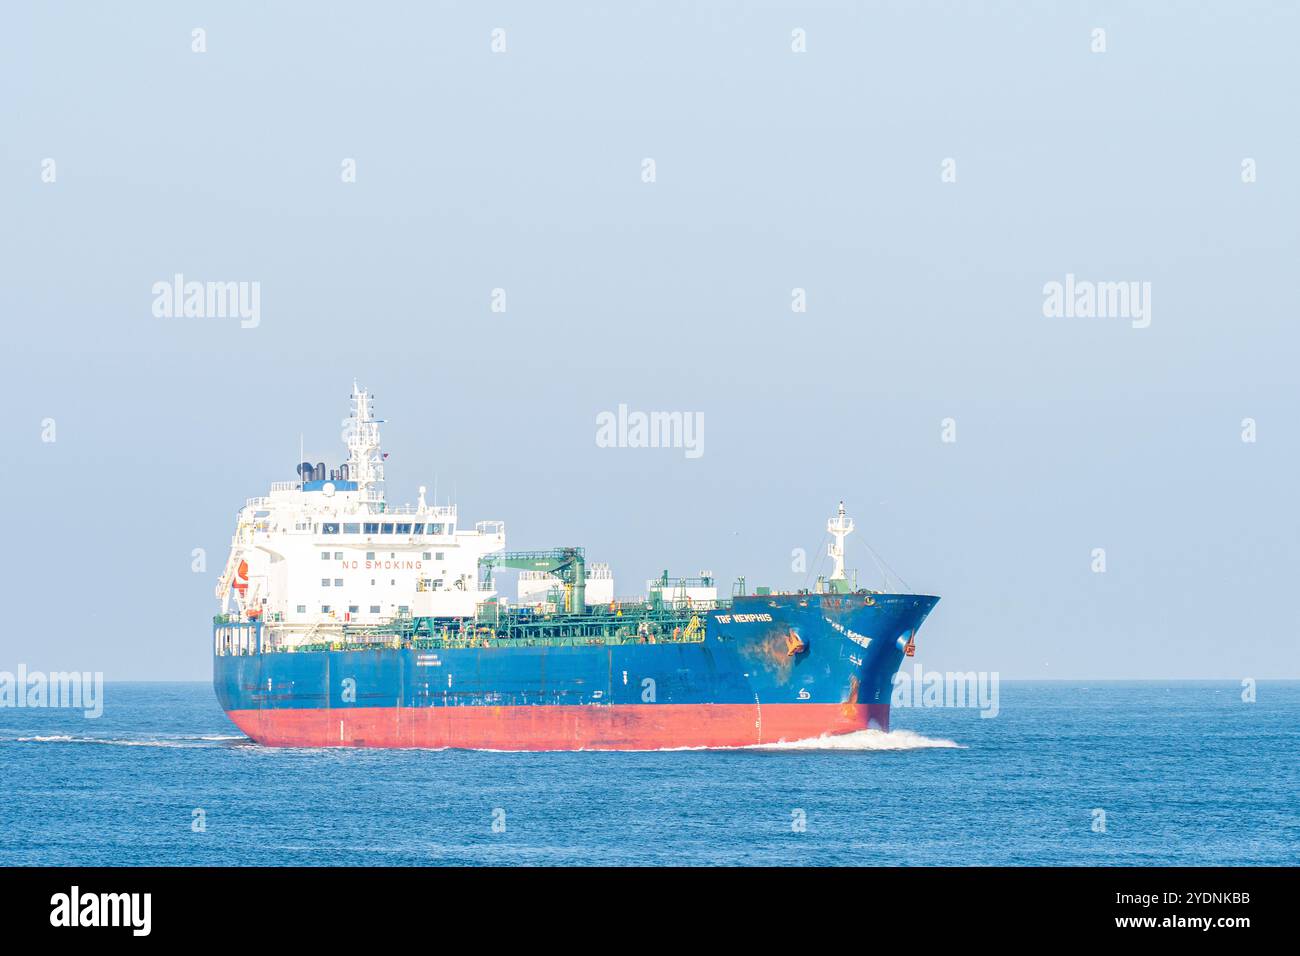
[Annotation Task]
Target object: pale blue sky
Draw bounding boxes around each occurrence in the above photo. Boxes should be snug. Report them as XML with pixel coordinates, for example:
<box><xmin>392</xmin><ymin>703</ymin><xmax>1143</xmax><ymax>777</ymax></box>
<box><xmin>2</xmin><ymin>1</ymin><xmax>1297</xmax><ymax>679</ymax></box>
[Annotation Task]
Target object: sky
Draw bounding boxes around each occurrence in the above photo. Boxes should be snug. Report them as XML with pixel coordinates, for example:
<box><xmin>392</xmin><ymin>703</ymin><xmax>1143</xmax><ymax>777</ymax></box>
<box><xmin>2</xmin><ymin>1</ymin><xmax>1297</xmax><ymax>680</ymax></box>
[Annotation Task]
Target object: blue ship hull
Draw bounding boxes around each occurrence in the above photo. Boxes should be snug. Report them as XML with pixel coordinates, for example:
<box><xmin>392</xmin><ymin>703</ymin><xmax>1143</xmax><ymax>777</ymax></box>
<box><xmin>214</xmin><ymin>592</ymin><xmax>939</xmax><ymax>749</ymax></box>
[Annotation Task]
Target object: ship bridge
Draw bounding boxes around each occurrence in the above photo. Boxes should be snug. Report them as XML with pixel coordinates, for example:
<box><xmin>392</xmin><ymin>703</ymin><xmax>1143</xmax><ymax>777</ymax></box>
<box><xmin>215</xmin><ymin>384</ymin><xmax>506</xmax><ymax>641</ymax></box>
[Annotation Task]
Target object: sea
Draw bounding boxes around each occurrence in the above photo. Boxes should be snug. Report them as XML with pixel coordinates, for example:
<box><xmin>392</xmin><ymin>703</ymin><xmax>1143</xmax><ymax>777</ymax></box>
<box><xmin>2</xmin><ymin>681</ymin><xmax>1296</xmax><ymax>866</ymax></box>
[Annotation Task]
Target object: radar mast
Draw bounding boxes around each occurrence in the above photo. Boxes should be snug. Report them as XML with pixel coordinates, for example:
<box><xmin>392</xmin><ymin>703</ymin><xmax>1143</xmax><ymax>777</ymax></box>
<box><xmin>827</xmin><ymin>500</ymin><xmax>854</xmax><ymax>583</ymax></box>
<box><xmin>346</xmin><ymin>382</ymin><xmax>386</xmax><ymax>507</ymax></box>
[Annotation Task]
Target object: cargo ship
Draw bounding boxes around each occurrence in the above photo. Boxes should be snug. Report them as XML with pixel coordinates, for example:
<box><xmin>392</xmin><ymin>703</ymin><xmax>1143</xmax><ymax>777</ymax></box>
<box><xmin>213</xmin><ymin>385</ymin><xmax>940</xmax><ymax>749</ymax></box>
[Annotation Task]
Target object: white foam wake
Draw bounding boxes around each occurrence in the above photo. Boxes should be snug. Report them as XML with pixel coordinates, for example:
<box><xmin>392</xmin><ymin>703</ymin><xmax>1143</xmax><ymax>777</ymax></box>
<box><xmin>12</xmin><ymin>733</ymin><xmax>249</xmax><ymax>748</ymax></box>
<box><xmin>750</xmin><ymin>728</ymin><xmax>965</xmax><ymax>751</ymax></box>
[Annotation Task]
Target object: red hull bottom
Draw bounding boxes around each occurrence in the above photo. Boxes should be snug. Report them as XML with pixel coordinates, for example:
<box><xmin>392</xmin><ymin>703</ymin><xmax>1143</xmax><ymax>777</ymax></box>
<box><xmin>224</xmin><ymin>703</ymin><xmax>891</xmax><ymax>750</ymax></box>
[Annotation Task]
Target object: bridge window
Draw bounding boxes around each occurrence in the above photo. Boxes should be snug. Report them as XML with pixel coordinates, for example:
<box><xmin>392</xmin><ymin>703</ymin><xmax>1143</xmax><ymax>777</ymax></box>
<box><xmin>363</xmin><ymin>523</ymin><xmax>379</xmax><ymax>534</ymax></box>
<box><xmin>396</xmin><ymin>523</ymin><xmax>412</xmax><ymax>534</ymax></box>
<box><xmin>381</xmin><ymin>523</ymin><xmax>394</xmax><ymax>534</ymax></box>
<box><xmin>322</xmin><ymin>523</ymin><xmax>339</xmax><ymax>534</ymax></box>
<box><xmin>413</xmin><ymin>524</ymin><xmax>425</xmax><ymax>534</ymax></box>
<box><xmin>343</xmin><ymin>523</ymin><xmax>360</xmax><ymax>534</ymax></box>
<box><xmin>428</xmin><ymin>524</ymin><xmax>443</xmax><ymax>535</ymax></box>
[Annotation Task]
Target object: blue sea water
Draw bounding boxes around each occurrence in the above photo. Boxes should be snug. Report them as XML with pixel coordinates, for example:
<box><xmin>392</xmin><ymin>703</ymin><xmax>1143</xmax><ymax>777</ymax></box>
<box><xmin>1</xmin><ymin>681</ymin><xmax>1296</xmax><ymax>866</ymax></box>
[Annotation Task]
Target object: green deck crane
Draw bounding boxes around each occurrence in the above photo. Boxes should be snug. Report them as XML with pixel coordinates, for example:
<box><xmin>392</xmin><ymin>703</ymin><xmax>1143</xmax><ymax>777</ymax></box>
<box><xmin>478</xmin><ymin>547</ymin><xmax>587</xmax><ymax>614</ymax></box>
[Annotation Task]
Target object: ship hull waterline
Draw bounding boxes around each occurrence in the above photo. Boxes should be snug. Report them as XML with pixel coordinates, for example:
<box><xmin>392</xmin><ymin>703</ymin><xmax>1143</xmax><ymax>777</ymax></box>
<box><xmin>222</xmin><ymin>702</ymin><xmax>891</xmax><ymax>750</ymax></box>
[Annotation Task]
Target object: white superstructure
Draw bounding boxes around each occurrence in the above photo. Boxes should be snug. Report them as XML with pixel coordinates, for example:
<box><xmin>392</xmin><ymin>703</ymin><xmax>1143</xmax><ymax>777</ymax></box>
<box><xmin>215</xmin><ymin>384</ymin><xmax>505</xmax><ymax>647</ymax></box>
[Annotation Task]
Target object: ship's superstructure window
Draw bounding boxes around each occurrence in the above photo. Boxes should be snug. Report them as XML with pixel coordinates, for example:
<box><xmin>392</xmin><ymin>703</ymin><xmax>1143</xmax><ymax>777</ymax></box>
<box><xmin>296</xmin><ymin>605</ymin><xmax>306</xmax><ymax>613</ymax></box>
<box><xmin>398</xmin><ymin>606</ymin><xmax>409</xmax><ymax>614</ymax></box>
<box><xmin>364</xmin><ymin>523</ymin><xmax>379</xmax><ymax>534</ymax></box>
<box><xmin>321</xmin><ymin>578</ymin><xmax>330</xmax><ymax>587</ymax></box>
<box><xmin>333</xmin><ymin>552</ymin><xmax>343</xmax><ymax>560</ymax></box>
<box><xmin>414</xmin><ymin>524</ymin><xmax>425</xmax><ymax>534</ymax></box>
<box><xmin>344</xmin><ymin>523</ymin><xmax>359</xmax><ymax>534</ymax></box>
<box><xmin>381</xmin><ymin>523</ymin><xmax>394</xmax><ymax>534</ymax></box>
<box><xmin>321</xmin><ymin>605</ymin><xmax>331</xmax><ymax>613</ymax></box>
<box><xmin>436</xmin><ymin>552</ymin><xmax>445</xmax><ymax>561</ymax></box>
<box><xmin>321</xmin><ymin>552</ymin><xmax>330</xmax><ymax>560</ymax></box>
<box><xmin>322</xmin><ymin>523</ymin><xmax>339</xmax><ymax>534</ymax></box>
<box><xmin>422</xmin><ymin>552</ymin><xmax>431</xmax><ymax>560</ymax></box>
<box><xmin>366</xmin><ymin>552</ymin><xmax>375</xmax><ymax>560</ymax></box>
<box><xmin>348</xmin><ymin>605</ymin><xmax>358</xmax><ymax>614</ymax></box>
<box><xmin>396</xmin><ymin>523</ymin><xmax>411</xmax><ymax>534</ymax></box>
<box><xmin>333</xmin><ymin>578</ymin><xmax>343</xmax><ymax>587</ymax></box>
<box><xmin>369</xmin><ymin>605</ymin><xmax>380</xmax><ymax>613</ymax></box>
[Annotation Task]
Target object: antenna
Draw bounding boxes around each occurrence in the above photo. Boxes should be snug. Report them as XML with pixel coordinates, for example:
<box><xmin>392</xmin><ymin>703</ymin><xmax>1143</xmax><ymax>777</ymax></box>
<box><xmin>346</xmin><ymin>382</ymin><xmax>387</xmax><ymax>508</ymax></box>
